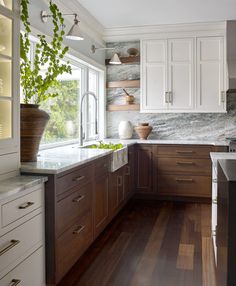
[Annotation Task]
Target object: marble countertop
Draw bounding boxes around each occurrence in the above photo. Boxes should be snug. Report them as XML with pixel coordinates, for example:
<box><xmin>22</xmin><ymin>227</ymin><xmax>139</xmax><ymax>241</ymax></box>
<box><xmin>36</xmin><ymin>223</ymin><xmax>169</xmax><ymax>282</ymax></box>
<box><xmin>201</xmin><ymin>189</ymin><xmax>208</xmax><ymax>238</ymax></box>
<box><xmin>0</xmin><ymin>175</ymin><xmax>47</xmax><ymax>201</ymax></box>
<box><xmin>21</xmin><ymin>139</ymin><xmax>229</xmax><ymax>175</ymax></box>
<box><xmin>218</xmin><ymin>159</ymin><xmax>236</xmax><ymax>181</ymax></box>
<box><xmin>21</xmin><ymin>145</ymin><xmax>113</xmax><ymax>174</ymax></box>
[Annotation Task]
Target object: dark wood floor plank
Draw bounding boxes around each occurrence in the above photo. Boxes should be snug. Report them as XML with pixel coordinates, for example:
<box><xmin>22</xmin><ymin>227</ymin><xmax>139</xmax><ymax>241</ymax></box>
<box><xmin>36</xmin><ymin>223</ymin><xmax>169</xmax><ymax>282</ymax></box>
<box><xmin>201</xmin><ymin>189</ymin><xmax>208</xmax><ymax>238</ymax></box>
<box><xmin>59</xmin><ymin>200</ymin><xmax>215</xmax><ymax>286</ymax></box>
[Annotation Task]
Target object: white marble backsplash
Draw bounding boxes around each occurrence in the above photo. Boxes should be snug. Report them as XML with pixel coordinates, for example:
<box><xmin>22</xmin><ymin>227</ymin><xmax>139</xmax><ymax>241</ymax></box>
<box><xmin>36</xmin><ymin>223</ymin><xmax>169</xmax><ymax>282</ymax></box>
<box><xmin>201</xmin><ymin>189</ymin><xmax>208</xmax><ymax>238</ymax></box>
<box><xmin>106</xmin><ymin>41</ymin><xmax>236</xmax><ymax>141</ymax></box>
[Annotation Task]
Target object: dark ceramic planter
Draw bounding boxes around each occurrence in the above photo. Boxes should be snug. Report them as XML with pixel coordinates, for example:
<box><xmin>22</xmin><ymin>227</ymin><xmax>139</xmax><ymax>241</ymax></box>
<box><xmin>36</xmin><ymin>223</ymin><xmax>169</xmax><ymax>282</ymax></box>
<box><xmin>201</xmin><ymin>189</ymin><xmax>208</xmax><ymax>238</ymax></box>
<box><xmin>20</xmin><ymin>104</ymin><xmax>50</xmax><ymax>162</ymax></box>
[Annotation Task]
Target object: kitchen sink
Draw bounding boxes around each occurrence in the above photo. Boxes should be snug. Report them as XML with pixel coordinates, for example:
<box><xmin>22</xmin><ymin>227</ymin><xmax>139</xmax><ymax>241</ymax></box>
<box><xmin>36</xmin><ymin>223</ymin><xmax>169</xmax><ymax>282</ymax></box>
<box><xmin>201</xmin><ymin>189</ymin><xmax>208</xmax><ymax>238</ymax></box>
<box><xmin>80</xmin><ymin>143</ymin><xmax>128</xmax><ymax>172</ymax></box>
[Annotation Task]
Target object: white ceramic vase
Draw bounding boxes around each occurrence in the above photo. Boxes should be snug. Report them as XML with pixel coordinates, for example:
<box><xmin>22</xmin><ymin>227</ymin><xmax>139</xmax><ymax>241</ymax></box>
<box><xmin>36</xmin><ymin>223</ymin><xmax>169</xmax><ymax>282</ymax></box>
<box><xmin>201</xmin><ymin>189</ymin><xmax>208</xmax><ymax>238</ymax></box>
<box><xmin>118</xmin><ymin>121</ymin><xmax>133</xmax><ymax>139</ymax></box>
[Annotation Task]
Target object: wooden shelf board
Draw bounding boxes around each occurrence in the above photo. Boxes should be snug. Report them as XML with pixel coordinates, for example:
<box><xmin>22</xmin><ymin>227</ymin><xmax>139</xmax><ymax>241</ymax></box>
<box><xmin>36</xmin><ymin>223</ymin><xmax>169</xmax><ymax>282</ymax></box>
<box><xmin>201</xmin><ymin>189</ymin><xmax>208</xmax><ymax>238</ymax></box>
<box><xmin>105</xmin><ymin>56</ymin><xmax>140</xmax><ymax>65</ymax></box>
<box><xmin>106</xmin><ymin>80</ymin><xmax>140</xmax><ymax>88</ymax></box>
<box><xmin>107</xmin><ymin>104</ymin><xmax>140</xmax><ymax>111</ymax></box>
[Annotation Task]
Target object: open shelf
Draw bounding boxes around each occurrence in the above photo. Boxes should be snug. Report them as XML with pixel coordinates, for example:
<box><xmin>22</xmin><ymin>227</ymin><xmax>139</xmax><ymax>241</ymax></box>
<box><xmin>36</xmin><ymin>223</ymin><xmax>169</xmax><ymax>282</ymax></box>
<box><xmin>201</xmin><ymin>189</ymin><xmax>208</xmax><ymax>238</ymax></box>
<box><xmin>107</xmin><ymin>104</ymin><xmax>140</xmax><ymax>111</ymax></box>
<box><xmin>105</xmin><ymin>56</ymin><xmax>140</xmax><ymax>65</ymax></box>
<box><xmin>106</xmin><ymin>80</ymin><xmax>140</xmax><ymax>88</ymax></box>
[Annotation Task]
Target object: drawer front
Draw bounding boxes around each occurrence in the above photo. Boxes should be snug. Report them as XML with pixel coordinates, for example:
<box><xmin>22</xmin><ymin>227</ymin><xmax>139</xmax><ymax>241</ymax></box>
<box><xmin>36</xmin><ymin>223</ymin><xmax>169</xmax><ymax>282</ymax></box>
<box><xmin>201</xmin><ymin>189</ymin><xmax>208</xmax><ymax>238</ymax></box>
<box><xmin>155</xmin><ymin>145</ymin><xmax>212</xmax><ymax>158</ymax></box>
<box><xmin>0</xmin><ymin>247</ymin><xmax>45</xmax><ymax>286</ymax></box>
<box><xmin>157</xmin><ymin>158</ymin><xmax>211</xmax><ymax>175</ymax></box>
<box><xmin>2</xmin><ymin>188</ymin><xmax>42</xmax><ymax>227</ymax></box>
<box><xmin>0</xmin><ymin>214</ymin><xmax>44</xmax><ymax>276</ymax></box>
<box><xmin>158</xmin><ymin>174</ymin><xmax>211</xmax><ymax>197</ymax></box>
<box><xmin>56</xmin><ymin>165</ymin><xmax>92</xmax><ymax>196</ymax></box>
<box><xmin>94</xmin><ymin>156</ymin><xmax>109</xmax><ymax>178</ymax></box>
<box><xmin>56</xmin><ymin>211</ymin><xmax>93</xmax><ymax>282</ymax></box>
<box><xmin>56</xmin><ymin>183</ymin><xmax>92</xmax><ymax>237</ymax></box>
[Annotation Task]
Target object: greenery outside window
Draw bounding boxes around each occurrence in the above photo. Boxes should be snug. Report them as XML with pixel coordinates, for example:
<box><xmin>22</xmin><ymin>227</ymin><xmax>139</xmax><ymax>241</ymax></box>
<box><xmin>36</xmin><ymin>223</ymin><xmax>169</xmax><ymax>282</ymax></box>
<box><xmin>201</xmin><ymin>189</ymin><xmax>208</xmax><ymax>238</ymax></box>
<box><xmin>22</xmin><ymin>36</ymin><xmax>101</xmax><ymax>147</ymax></box>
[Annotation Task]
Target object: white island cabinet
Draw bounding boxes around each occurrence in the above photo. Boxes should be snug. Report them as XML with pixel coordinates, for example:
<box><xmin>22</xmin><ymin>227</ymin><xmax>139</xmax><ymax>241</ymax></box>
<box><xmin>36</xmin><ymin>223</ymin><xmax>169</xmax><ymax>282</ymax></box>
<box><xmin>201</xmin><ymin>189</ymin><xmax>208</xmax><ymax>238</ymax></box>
<box><xmin>0</xmin><ymin>176</ymin><xmax>46</xmax><ymax>286</ymax></box>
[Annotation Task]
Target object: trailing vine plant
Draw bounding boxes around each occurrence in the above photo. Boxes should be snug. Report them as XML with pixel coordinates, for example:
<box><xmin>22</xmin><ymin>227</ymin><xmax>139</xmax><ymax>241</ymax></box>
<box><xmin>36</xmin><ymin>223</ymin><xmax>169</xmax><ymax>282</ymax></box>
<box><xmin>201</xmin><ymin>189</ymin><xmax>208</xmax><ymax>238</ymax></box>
<box><xmin>20</xmin><ymin>0</ymin><xmax>72</xmax><ymax>104</ymax></box>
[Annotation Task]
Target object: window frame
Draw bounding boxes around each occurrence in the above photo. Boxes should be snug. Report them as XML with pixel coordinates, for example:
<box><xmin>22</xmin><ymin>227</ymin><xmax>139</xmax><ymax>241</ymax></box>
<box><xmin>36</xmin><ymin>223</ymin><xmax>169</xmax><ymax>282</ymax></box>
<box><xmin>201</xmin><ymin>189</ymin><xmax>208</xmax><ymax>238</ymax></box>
<box><xmin>23</xmin><ymin>34</ymin><xmax>105</xmax><ymax>150</ymax></box>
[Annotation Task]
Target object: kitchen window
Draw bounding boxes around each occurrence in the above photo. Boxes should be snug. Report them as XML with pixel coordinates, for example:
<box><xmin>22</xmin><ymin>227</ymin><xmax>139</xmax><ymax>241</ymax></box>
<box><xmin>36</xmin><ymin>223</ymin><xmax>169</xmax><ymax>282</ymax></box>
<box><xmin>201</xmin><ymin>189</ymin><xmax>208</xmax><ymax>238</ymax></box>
<box><xmin>21</xmin><ymin>36</ymin><xmax>104</xmax><ymax>148</ymax></box>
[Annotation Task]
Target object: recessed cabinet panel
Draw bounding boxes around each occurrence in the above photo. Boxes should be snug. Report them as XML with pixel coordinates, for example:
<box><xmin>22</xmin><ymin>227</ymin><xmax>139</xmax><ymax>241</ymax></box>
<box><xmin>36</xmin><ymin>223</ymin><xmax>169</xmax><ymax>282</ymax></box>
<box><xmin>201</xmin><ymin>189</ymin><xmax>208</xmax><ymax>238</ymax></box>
<box><xmin>197</xmin><ymin>37</ymin><xmax>225</xmax><ymax>112</ymax></box>
<box><xmin>0</xmin><ymin>59</ymin><xmax>11</xmax><ymax>97</ymax></box>
<box><xmin>170</xmin><ymin>40</ymin><xmax>191</xmax><ymax>62</ymax></box>
<box><xmin>145</xmin><ymin>64</ymin><xmax>167</xmax><ymax>109</ymax></box>
<box><xmin>0</xmin><ymin>100</ymin><xmax>11</xmax><ymax>139</ymax></box>
<box><xmin>146</xmin><ymin>41</ymin><xmax>166</xmax><ymax>63</ymax></box>
<box><xmin>0</xmin><ymin>16</ymin><xmax>12</xmax><ymax>57</ymax></box>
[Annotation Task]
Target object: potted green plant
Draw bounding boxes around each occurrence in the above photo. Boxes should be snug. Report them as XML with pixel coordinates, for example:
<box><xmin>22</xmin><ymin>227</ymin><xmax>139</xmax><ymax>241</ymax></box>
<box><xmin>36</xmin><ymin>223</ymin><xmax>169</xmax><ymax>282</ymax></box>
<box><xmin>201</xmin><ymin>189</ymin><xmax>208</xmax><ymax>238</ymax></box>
<box><xmin>20</xmin><ymin>0</ymin><xmax>72</xmax><ymax>162</ymax></box>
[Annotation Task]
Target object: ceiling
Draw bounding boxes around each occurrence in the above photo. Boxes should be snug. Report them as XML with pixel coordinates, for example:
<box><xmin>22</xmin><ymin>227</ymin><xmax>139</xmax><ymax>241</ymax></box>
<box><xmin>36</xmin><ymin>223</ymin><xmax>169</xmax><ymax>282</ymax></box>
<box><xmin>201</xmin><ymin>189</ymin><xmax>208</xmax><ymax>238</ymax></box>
<box><xmin>77</xmin><ymin>0</ymin><xmax>236</xmax><ymax>28</ymax></box>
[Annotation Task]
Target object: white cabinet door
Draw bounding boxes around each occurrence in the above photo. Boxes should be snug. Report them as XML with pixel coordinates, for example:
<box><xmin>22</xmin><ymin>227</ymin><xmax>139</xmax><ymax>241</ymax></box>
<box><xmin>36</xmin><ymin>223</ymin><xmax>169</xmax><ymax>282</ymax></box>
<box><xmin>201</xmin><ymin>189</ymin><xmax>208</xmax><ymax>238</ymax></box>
<box><xmin>141</xmin><ymin>40</ymin><xmax>168</xmax><ymax>112</ymax></box>
<box><xmin>196</xmin><ymin>37</ymin><xmax>226</xmax><ymax>112</ymax></box>
<box><xmin>168</xmin><ymin>38</ymin><xmax>194</xmax><ymax>110</ymax></box>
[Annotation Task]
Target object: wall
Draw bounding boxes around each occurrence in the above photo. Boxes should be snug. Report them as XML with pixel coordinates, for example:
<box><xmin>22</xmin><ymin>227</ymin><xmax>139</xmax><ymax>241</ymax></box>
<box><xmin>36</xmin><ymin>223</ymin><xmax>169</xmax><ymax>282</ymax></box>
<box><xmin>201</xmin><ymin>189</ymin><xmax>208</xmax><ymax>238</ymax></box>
<box><xmin>106</xmin><ymin>41</ymin><xmax>236</xmax><ymax>141</ymax></box>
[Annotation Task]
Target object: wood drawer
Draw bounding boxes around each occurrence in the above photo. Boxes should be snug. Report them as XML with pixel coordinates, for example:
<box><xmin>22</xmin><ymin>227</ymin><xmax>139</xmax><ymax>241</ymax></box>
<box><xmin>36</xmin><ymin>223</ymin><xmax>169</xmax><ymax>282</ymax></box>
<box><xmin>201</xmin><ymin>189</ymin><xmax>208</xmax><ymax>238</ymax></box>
<box><xmin>56</xmin><ymin>165</ymin><xmax>93</xmax><ymax>196</ymax></box>
<box><xmin>0</xmin><ymin>247</ymin><xmax>45</xmax><ymax>286</ymax></box>
<box><xmin>157</xmin><ymin>158</ymin><xmax>211</xmax><ymax>175</ymax></box>
<box><xmin>155</xmin><ymin>145</ymin><xmax>212</xmax><ymax>158</ymax></box>
<box><xmin>56</xmin><ymin>182</ymin><xmax>92</xmax><ymax>237</ymax></box>
<box><xmin>0</xmin><ymin>214</ymin><xmax>43</xmax><ymax>276</ymax></box>
<box><xmin>94</xmin><ymin>156</ymin><xmax>109</xmax><ymax>178</ymax></box>
<box><xmin>1</xmin><ymin>188</ymin><xmax>42</xmax><ymax>227</ymax></box>
<box><xmin>56</xmin><ymin>211</ymin><xmax>93</xmax><ymax>282</ymax></box>
<box><xmin>158</xmin><ymin>174</ymin><xmax>211</xmax><ymax>198</ymax></box>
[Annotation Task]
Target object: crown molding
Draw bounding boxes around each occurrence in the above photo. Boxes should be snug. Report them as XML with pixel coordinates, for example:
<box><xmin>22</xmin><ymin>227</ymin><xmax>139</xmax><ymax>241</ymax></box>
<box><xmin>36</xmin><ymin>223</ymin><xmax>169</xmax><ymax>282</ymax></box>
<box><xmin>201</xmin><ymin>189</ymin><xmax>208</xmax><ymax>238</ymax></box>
<box><xmin>52</xmin><ymin>0</ymin><xmax>105</xmax><ymax>46</ymax></box>
<box><xmin>103</xmin><ymin>21</ymin><xmax>227</xmax><ymax>42</ymax></box>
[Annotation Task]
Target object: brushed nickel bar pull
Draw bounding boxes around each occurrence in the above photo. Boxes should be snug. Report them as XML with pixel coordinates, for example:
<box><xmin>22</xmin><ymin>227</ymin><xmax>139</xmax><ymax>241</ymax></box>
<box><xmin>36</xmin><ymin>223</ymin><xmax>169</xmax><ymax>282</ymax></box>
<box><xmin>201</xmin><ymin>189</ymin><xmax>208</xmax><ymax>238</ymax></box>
<box><xmin>212</xmin><ymin>198</ymin><xmax>217</xmax><ymax>204</ymax></box>
<box><xmin>72</xmin><ymin>195</ymin><xmax>85</xmax><ymax>203</ymax></box>
<box><xmin>221</xmin><ymin>91</ymin><xmax>225</xmax><ymax>103</ymax></box>
<box><xmin>10</xmin><ymin>279</ymin><xmax>21</xmax><ymax>286</ymax></box>
<box><xmin>176</xmin><ymin>161</ymin><xmax>195</xmax><ymax>165</ymax></box>
<box><xmin>73</xmin><ymin>175</ymin><xmax>85</xmax><ymax>182</ymax></box>
<box><xmin>165</xmin><ymin>92</ymin><xmax>169</xmax><ymax>103</ymax></box>
<box><xmin>176</xmin><ymin>150</ymin><xmax>194</xmax><ymax>154</ymax></box>
<box><xmin>168</xmin><ymin>91</ymin><xmax>173</xmax><ymax>104</ymax></box>
<box><xmin>0</xmin><ymin>240</ymin><xmax>20</xmax><ymax>256</ymax></box>
<box><xmin>212</xmin><ymin>178</ymin><xmax>218</xmax><ymax>183</ymax></box>
<box><xmin>117</xmin><ymin>176</ymin><xmax>122</xmax><ymax>187</ymax></box>
<box><xmin>212</xmin><ymin>230</ymin><xmax>216</xmax><ymax>237</ymax></box>
<box><xmin>18</xmin><ymin>202</ymin><xmax>34</xmax><ymax>209</ymax></box>
<box><xmin>176</xmin><ymin>178</ymin><xmax>194</xmax><ymax>183</ymax></box>
<box><xmin>73</xmin><ymin>225</ymin><xmax>85</xmax><ymax>235</ymax></box>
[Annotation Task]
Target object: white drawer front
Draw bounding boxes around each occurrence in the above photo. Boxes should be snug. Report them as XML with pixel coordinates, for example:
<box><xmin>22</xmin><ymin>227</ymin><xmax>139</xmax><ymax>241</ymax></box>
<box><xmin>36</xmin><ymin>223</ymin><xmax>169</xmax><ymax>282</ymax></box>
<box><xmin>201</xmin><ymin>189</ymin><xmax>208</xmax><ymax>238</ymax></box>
<box><xmin>2</xmin><ymin>188</ymin><xmax>42</xmax><ymax>227</ymax></box>
<box><xmin>0</xmin><ymin>247</ymin><xmax>45</xmax><ymax>286</ymax></box>
<box><xmin>0</xmin><ymin>214</ymin><xmax>44</xmax><ymax>275</ymax></box>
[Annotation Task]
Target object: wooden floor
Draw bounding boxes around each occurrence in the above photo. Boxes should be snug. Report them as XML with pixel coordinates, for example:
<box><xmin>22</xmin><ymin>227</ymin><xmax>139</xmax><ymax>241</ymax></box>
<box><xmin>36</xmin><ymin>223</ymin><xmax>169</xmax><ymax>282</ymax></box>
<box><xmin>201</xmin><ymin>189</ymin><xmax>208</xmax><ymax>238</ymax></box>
<box><xmin>59</xmin><ymin>200</ymin><xmax>216</xmax><ymax>286</ymax></box>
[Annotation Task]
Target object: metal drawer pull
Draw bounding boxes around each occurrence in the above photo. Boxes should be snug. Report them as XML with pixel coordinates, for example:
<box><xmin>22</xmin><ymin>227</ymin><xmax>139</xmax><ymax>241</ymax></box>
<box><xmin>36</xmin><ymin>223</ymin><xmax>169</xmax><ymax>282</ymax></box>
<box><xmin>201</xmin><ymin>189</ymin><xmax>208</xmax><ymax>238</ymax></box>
<box><xmin>212</xmin><ymin>198</ymin><xmax>217</xmax><ymax>204</ymax></box>
<box><xmin>212</xmin><ymin>230</ymin><xmax>216</xmax><ymax>237</ymax></box>
<box><xmin>117</xmin><ymin>176</ymin><xmax>123</xmax><ymax>187</ymax></box>
<box><xmin>72</xmin><ymin>195</ymin><xmax>85</xmax><ymax>203</ymax></box>
<box><xmin>176</xmin><ymin>150</ymin><xmax>194</xmax><ymax>154</ymax></box>
<box><xmin>73</xmin><ymin>175</ymin><xmax>85</xmax><ymax>182</ymax></box>
<box><xmin>0</xmin><ymin>240</ymin><xmax>20</xmax><ymax>256</ymax></box>
<box><xmin>73</xmin><ymin>225</ymin><xmax>85</xmax><ymax>235</ymax></box>
<box><xmin>10</xmin><ymin>279</ymin><xmax>21</xmax><ymax>286</ymax></box>
<box><xmin>176</xmin><ymin>178</ymin><xmax>194</xmax><ymax>183</ymax></box>
<box><xmin>176</xmin><ymin>161</ymin><xmax>195</xmax><ymax>165</ymax></box>
<box><xmin>125</xmin><ymin>166</ymin><xmax>130</xmax><ymax>176</ymax></box>
<box><xmin>18</xmin><ymin>202</ymin><xmax>34</xmax><ymax>209</ymax></box>
<box><xmin>212</xmin><ymin>179</ymin><xmax>217</xmax><ymax>183</ymax></box>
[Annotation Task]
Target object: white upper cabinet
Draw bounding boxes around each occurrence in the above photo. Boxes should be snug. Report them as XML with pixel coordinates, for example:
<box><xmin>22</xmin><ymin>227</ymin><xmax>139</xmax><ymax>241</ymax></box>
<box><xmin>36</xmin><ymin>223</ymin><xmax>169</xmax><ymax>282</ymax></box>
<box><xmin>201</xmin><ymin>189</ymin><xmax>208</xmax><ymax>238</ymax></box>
<box><xmin>168</xmin><ymin>38</ymin><xmax>194</xmax><ymax>111</ymax></box>
<box><xmin>196</xmin><ymin>37</ymin><xmax>226</xmax><ymax>112</ymax></box>
<box><xmin>141</xmin><ymin>40</ymin><xmax>168</xmax><ymax>111</ymax></box>
<box><xmin>141</xmin><ymin>34</ymin><xmax>227</xmax><ymax>113</ymax></box>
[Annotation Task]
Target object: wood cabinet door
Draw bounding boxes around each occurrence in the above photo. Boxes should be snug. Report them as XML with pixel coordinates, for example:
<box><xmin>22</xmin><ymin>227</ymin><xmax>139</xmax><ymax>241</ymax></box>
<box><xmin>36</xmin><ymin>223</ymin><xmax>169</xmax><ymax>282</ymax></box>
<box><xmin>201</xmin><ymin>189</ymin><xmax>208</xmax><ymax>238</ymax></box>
<box><xmin>168</xmin><ymin>38</ymin><xmax>194</xmax><ymax>111</ymax></box>
<box><xmin>94</xmin><ymin>174</ymin><xmax>109</xmax><ymax>238</ymax></box>
<box><xmin>141</xmin><ymin>39</ymin><xmax>168</xmax><ymax>112</ymax></box>
<box><xmin>196</xmin><ymin>37</ymin><xmax>226</xmax><ymax>112</ymax></box>
<box><xmin>135</xmin><ymin>145</ymin><xmax>153</xmax><ymax>193</ymax></box>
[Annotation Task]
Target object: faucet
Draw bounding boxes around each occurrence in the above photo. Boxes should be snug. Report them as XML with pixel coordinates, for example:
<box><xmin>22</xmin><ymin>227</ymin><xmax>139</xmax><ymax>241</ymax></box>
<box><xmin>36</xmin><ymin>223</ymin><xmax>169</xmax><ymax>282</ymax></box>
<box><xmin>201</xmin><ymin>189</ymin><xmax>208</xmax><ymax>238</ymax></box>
<box><xmin>79</xmin><ymin>91</ymin><xmax>98</xmax><ymax>146</ymax></box>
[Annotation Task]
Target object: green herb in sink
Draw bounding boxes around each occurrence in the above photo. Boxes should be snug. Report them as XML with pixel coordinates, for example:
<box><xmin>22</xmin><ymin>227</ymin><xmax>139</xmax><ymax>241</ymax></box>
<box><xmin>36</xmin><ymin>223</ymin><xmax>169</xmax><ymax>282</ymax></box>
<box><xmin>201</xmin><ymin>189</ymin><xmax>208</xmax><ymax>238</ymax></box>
<box><xmin>89</xmin><ymin>142</ymin><xmax>124</xmax><ymax>150</ymax></box>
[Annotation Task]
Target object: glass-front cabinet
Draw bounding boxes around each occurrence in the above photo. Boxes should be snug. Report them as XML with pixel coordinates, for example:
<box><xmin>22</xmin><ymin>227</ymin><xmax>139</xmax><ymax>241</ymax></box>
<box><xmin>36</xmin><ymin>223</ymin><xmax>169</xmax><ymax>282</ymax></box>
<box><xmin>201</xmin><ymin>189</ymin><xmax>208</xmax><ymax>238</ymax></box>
<box><xmin>0</xmin><ymin>1</ymin><xmax>20</xmax><ymax>178</ymax></box>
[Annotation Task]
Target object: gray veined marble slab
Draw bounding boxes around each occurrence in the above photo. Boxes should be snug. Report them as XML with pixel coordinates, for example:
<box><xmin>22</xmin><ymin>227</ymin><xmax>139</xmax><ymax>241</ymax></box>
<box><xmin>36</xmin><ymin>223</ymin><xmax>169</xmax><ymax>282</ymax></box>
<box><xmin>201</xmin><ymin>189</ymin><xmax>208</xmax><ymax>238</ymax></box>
<box><xmin>0</xmin><ymin>175</ymin><xmax>47</xmax><ymax>201</ymax></box>
<box><xmin>210</xmin><ymin>152</ymin><xmax>236</xmax><ymax>161</ymax></box>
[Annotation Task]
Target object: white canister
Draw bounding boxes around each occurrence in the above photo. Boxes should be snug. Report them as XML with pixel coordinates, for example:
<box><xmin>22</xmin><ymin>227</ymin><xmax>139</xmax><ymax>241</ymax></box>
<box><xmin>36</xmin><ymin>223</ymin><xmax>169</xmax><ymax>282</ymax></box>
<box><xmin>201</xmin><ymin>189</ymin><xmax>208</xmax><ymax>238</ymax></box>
<box><xmin>118</xmin><ymin>121</ymin><xmax>133</xmax><ymax>139</ymax></box>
